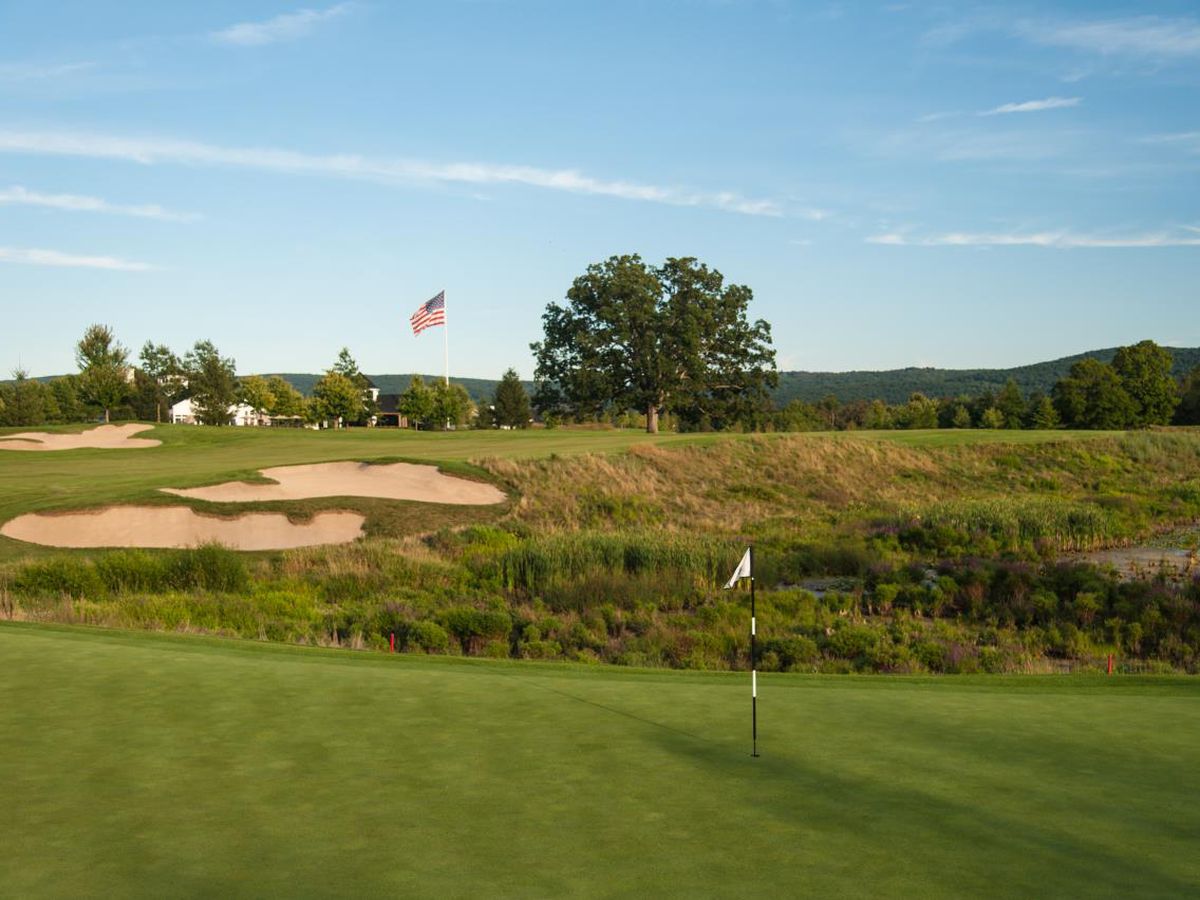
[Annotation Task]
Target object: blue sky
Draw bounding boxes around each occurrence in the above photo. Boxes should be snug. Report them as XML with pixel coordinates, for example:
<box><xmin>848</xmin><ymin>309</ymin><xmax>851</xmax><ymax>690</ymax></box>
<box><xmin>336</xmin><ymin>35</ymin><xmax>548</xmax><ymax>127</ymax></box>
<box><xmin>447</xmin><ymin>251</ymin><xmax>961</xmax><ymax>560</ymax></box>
<box><xmin>1</xmin><ymin>1</ymin><xmax>1198</xmax><ymax>379</ymax></box>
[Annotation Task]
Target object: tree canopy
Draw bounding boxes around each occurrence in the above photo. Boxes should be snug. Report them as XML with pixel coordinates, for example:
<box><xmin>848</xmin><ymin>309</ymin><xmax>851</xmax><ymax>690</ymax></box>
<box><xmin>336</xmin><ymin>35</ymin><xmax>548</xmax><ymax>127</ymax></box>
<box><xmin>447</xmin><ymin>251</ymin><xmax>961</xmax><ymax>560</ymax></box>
<box><xmin>492</xmin><ymin>368</ymin><xmax>532</xmax><ymax>428</ymax></box>
<box><xmin>184</xmin><ymin>340</ymin><xmax>238</xmax><ymax>425</ymax></box>
<box><xmin>76</xmin><ymin>324</ymin><xmax>130</xmax><ymax>423</ymax></box>
<box><xmin>532</xmin><ymin>255</ymin><xmax>776</xmax><ymax>433</ymax></box>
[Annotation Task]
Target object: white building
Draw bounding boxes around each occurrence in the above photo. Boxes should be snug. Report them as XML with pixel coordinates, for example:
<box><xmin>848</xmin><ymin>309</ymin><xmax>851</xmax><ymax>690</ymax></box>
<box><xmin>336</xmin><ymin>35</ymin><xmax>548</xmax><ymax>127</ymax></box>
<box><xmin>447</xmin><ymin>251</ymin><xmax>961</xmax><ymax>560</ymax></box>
<box><xmin>170</xmin><ymin>397</ymin><xmax>268</xmax><ymax>426</ymax></box>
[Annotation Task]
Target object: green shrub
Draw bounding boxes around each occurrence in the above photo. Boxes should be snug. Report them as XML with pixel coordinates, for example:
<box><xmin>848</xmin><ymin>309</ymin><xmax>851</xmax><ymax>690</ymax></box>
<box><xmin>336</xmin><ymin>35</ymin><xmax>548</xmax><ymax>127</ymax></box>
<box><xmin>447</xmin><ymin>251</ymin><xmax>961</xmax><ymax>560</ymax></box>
<box><xmin>407</xmin><ymin>620</ymin><xmax>450</xmax><ymax>653</ymax></box>
<box><xmin>167</xmin><ymin>544</ymin><xmax>249</xmax><ymax>593</ymax></box>
<box><xmin>13</xmin><ymin>558</ymin><xmax>104</xmax><ymax>599</ymax></box>
<box><xmin>94</xmin><ymin>550</ymin><xmax>169</xmax><ymax>593</ymax></box>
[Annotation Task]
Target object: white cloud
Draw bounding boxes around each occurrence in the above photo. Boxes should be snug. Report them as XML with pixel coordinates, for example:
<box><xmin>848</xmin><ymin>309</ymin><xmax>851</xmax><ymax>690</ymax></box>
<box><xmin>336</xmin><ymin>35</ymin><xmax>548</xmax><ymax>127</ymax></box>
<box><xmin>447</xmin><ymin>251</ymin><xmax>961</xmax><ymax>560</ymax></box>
<box><xmin>867</xmin><ymin>229</ymin><xmax>1200</xmax><ymax>248</ymax></box>
<box><xmin>0</xmin><ymin>247</ymin><xmax>156</xmax><ymax>271</ymax></box>
<box><xmin>0</xmin><ymin>185</ymin><xmax>196</xmax><ymax>222</ymax></box>
<box><xmin>979</xmin><ymin>97</ymin><xmax>1081</xmax><ymax>116</ymax></box>
<box><xmin>1140</xmin><ymin>131</ymin><xmax>1200</xmax><ymax>153</ymax></box>
<box><xmin>1019</xmin><ymin>16</ymin><xmax>1200</xmax><ymax>60</ymax></box>
<box><xmin>212</xmin><ymin>4</ymin><xmax>352</xmax><ymax>47</ymax></box>
<box><xmin>0</xmin><ymin>61</ymin><xmax>93</xmax><ymax>82</ymax></box>
<box><xmin>0</xmin><ymin>128</ymin><xmax>785</xmax><ymax>217</ymax></box>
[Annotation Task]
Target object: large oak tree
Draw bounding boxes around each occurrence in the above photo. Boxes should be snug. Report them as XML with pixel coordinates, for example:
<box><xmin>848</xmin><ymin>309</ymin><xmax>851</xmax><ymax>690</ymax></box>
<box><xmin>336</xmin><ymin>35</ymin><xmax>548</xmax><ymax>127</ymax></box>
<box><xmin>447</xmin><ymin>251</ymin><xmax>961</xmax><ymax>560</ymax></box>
<box><xmin>531</xmin><ymin>255</ymin><xmax>776</xmax><ymax>433</ymax></box>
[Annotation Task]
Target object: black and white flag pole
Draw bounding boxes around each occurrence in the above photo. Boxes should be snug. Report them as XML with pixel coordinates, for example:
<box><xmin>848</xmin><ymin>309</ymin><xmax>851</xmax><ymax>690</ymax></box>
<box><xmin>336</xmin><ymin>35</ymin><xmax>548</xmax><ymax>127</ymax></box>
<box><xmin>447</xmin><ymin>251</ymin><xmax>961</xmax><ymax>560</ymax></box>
<box><xmin>724</xmin><ymin>546</ymin><xmax>758</xmax><ymax>758</ymax></box>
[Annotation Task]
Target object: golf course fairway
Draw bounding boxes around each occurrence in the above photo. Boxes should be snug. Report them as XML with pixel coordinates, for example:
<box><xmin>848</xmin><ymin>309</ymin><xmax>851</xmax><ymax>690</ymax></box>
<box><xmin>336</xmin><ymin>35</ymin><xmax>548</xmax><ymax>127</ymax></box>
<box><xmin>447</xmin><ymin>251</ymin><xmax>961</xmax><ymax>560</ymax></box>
<box><xmin>1</xmin><ymin>624</ymin><xmax>1196</xmax><ymax>897</ymax></box>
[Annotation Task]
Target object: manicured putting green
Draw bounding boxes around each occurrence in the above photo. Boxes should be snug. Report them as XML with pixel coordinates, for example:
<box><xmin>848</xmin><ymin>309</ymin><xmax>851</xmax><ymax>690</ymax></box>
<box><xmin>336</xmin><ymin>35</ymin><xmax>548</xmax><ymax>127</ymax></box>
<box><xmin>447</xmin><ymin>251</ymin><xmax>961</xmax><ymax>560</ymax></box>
<box><xmin>2</xmin><ymin>624</ymin><xmax>1196</xmax><ymax>897</ymax></box>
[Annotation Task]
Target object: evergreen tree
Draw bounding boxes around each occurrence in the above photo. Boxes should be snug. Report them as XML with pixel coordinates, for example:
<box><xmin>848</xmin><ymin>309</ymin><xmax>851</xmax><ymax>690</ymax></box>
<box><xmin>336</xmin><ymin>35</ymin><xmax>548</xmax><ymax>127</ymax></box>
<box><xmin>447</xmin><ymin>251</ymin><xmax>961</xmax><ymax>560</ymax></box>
<box><xmin>76</xmin><ymin>324</ymin><xmax>130</xmax><ymax>423</ymax></box>
<box><xmin>995</xmin><ymin>378</ymin><xmax>1025</xmax><ymax>429</ymax></box>
<box><xmin>139</xmin><ymin>342</ymin><xmax>184</xmax><ymax>423</ymax></box>
<box><xmin>1029</xmin><ymin>394</ymin><xmax>1060</xmax><ymax>429</ymax></box>
<box><xmin>492</xmin><ymin>368</ymin><xmax>532</xmax><ymax>428</ymax></box>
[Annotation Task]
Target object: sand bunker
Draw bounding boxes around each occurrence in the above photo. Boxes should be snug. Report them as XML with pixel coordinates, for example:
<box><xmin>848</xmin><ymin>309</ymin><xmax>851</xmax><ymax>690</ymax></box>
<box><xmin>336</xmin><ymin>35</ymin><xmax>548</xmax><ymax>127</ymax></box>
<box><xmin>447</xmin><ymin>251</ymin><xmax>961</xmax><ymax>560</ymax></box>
<box><xmin>161</xmin><ymin>460</ymin><xmax>506</xmax><ymax>506</ymax></box>
<box><xmin>0</xmin><ymin>506</ymin><xmax>365</xmax><ymax>550</ymax></box>
<box><xmin>0</xmin><ymin>423</ymin><xmax>160</xmax><ymax>452</ymax></box>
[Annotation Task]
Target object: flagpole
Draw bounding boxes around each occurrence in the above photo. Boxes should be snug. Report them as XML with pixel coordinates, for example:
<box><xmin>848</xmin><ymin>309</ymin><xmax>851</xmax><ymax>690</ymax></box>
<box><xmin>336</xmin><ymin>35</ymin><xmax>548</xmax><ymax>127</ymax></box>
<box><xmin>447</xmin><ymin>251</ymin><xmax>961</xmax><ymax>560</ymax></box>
<box><xmin>750</xmin><ymin>544</ymin><xmax>758</xmax><ymax>758</ymax></box>
<box><xmin>442</xmin><ymin>290</ymin><xmax>450</xmax><ymax>429</ymax></box>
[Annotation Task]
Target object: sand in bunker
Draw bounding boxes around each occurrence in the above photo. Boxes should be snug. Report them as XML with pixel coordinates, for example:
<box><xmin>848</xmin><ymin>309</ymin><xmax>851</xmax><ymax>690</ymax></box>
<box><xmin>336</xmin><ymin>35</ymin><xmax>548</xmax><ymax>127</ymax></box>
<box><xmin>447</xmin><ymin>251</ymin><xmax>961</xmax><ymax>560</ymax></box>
<box><xmin>162</xmin><ymin>460</ymin><xmax>506</xmax><ymax>506</ymax></box>
<box><xmin>0</xmin><ymin>507</ymin><xmax>366</xmax><ymax>550</ymax></box>
<box><xmin>0</xmin><ymin>423</ymin><xmax>160</xmax><ymax>451</ymax></box>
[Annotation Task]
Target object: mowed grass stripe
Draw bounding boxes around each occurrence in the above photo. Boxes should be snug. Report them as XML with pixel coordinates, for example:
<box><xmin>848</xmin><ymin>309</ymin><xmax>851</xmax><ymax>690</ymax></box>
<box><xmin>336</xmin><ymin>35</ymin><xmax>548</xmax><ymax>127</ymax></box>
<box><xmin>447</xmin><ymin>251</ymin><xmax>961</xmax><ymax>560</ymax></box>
<box><xmin>2</xmin><ymin>624</ymin><xmax>1197</xmax><ymax>897</ymax></box>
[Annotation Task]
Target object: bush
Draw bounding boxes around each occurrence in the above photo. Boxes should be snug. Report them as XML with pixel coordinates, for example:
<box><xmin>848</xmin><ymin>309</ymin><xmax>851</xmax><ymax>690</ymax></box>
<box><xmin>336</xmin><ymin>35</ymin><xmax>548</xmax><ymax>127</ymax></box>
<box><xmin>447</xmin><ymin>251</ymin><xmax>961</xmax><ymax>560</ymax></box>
<box><xmin>94</xmin><ymin>550</ymin><xmax>169</xmax><ymax>593</ymax></box>
<box><xmin>13</xmin><ymin>558</ymin><xmax>105</xmax><ymax>599</ymax></box>
<box><xmin>167</xmin><ymin>544</ymin><xmax>249</xmax><ymax>593</ymax></box>
<box><xmin>407</xmin><ymin>620</ymin><xmax>450</xmax><ymax>653</ymax></box>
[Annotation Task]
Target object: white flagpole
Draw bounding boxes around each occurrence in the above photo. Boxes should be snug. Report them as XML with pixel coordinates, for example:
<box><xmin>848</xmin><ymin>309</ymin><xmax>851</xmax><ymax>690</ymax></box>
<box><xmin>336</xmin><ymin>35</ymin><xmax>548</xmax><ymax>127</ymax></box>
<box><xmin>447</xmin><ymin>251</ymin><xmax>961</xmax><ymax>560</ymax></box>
<box><xmin>442</xmin><ymin>289</ymin><xmax>449</xmax><ymax>387</ymax></box>
<box><xmin>442</xmin><ymin>290</ymin><xmax>450</xmax><ymax>429</ymax></box>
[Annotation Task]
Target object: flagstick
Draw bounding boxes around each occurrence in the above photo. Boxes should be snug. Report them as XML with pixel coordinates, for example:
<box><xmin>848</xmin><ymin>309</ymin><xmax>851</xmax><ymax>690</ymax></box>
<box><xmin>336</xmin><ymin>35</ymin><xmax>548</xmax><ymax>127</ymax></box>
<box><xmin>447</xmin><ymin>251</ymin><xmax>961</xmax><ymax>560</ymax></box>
<box><xmin>750</xmin><ymin>545</ymin><xmax>759</xmax><ymax>758</ymax></box>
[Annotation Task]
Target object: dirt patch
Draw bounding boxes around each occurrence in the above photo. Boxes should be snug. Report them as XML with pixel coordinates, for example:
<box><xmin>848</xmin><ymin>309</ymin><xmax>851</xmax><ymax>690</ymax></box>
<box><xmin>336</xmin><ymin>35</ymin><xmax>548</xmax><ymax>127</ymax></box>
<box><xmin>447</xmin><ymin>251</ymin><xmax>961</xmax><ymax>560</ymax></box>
<box><xmin>162</xmin><ymin>460</ymin><xmax>506</xmax><ymax>506</ymax></box>
<box><xmin>0</xmin><ymin>424</ymin><xmax>160</xmax><ymax>452</ymax></box>
<box><xmin>1070</xmin><ymin>546</ymin><xmax>1198</xmax><ymax>581</ymax></box>
<box><xmin>0</xmin><ymin>507</ymin><xmax>365</xmax><ymax>550</ymax></box>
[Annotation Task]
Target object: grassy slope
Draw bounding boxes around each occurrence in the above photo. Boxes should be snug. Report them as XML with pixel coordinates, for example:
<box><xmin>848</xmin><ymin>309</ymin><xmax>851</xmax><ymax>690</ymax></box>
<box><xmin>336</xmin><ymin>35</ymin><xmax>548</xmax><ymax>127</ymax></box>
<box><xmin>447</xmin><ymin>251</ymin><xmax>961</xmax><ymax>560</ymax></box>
<box><xmin>0</xmin><ymin>425</ymin><xmax>729</xmax><ymax>560</ymax></box>
<box><xmin>0</xmin><ymin>424</ymin><xmax>1112</xmax><ymax>559</ymax></box>
<box><xmin>1</xmin><ymin>623</ymin><xmax>1197</xmax><ymax>898</ymax></box>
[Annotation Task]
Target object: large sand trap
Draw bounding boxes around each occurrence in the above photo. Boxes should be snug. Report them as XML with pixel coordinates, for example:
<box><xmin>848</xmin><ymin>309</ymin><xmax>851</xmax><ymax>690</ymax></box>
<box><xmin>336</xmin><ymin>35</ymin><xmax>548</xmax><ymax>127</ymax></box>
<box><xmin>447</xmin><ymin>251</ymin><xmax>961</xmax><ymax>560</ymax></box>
<box><xmin>0</xmin><ymin>506</ymin><xmax>365</xmax><ymax>550</ymax></box>
<box><xmin>0</xmin><ymin>423</ymin><xmax>160</xmax><ymax>452</ymax></box>
<box><xmin>162</xmin><ymin>460</ymin><xmax>506</xmax><ymax>506</ymax></box>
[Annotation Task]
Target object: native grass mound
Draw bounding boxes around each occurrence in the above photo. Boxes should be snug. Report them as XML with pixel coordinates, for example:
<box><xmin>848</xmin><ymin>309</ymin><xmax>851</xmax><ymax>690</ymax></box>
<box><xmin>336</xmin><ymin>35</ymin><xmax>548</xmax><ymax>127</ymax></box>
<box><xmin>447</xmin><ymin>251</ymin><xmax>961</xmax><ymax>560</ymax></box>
<box><xmin>0</xmin><ymin>423</ymin><xmax>161</xmax><ymax>451</ymax></box>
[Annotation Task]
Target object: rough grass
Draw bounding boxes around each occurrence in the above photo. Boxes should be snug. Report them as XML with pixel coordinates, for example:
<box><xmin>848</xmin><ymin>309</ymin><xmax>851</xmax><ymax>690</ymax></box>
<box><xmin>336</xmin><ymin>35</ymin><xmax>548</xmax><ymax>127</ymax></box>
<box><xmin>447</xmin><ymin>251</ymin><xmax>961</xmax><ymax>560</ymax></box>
<box><xmin>1</xmin><ymin>623</ymin><xmax>1197</xmax><ymax>897</ymax></box>
<box><xmin>0</xmin><ymin>423</ymin><xmax>1122</xmax><ymax>562</ymax></box>
<box><xmin>484</xmin><ymin>431</ymin><xmax>1200</xmax><ymax>543</ymax></box>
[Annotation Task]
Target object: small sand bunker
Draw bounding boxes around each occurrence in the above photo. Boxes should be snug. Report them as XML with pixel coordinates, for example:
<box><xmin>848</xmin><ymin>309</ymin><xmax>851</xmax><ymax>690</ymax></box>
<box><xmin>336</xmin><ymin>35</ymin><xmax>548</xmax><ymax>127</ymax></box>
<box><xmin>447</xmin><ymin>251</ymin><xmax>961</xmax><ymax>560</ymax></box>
<box><xmin>0</xmin><ymin>423</ymin><xmax>160</xmax><ymax>452</ymax></box>
<box><xmin>0</xmin><ymin>507</ymin><xmax>365</xmax><ymax>550</ymax></box>
<box><xmin>162</xmin><ymin>460</ymin><xmax>506</xmax><ymax>506</ymax></box>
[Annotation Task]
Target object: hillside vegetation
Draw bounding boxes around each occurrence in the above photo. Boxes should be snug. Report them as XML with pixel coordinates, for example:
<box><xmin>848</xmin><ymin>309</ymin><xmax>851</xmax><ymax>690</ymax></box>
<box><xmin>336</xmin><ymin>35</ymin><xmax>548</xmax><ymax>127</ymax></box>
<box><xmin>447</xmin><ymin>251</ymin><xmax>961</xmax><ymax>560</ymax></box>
<box><xmin>2</xmin><ymin>427</ymin><xmax>1198</xmax><ymax>673</ymax></box>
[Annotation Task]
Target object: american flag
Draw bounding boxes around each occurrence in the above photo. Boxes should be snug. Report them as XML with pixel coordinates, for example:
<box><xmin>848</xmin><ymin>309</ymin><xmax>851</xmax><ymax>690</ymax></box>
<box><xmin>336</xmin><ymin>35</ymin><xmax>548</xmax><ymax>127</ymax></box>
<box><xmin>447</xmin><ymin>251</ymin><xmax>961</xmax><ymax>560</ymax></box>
<box><xmin>410</xmin><ymin>291</ymin><xmax>446</xmax><ymax>336</ymax></box>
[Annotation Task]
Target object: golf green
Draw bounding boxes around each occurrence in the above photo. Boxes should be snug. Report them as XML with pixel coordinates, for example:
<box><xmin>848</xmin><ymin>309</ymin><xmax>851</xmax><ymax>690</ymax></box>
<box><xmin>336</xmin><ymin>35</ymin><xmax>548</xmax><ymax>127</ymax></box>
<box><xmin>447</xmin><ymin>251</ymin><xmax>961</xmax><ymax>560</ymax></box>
<box><xmin>2</xmin><ymin>624</ymin><xmax>1196</xmax><ymax>897</ymax></box>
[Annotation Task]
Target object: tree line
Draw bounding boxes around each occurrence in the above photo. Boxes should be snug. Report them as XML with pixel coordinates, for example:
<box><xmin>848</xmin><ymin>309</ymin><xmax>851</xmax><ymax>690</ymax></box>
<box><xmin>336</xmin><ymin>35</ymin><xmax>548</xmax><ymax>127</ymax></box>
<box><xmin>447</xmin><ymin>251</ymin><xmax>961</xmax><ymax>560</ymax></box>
<box><xmin>769</xmin><ymin>340</ymin><xmax>1199</xmax><ymax>432</ymax></box>
<box><xmin>0</xmin><ymin>325</ymin><xmax>536</xmax><ymax>431</ymax></box>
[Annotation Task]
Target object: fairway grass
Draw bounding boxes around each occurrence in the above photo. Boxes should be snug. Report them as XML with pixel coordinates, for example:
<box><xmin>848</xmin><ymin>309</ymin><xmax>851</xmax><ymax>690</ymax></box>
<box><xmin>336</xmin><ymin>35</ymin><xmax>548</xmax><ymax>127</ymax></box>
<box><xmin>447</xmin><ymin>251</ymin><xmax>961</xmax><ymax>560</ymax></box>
<box><xmin>2</xmin><ymin>623</ymin><xmax>1197</xmax><ymax>897</ymax></box>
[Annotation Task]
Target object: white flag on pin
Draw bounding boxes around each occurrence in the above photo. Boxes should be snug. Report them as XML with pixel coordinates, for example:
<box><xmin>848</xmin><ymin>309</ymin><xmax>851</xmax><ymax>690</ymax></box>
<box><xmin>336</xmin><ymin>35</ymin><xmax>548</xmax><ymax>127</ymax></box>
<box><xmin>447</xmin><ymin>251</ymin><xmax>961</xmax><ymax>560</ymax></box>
<box><xmin>724</xmin><ymin>548</ymin><xmax>751</xmax><ymax>589</ymax></box>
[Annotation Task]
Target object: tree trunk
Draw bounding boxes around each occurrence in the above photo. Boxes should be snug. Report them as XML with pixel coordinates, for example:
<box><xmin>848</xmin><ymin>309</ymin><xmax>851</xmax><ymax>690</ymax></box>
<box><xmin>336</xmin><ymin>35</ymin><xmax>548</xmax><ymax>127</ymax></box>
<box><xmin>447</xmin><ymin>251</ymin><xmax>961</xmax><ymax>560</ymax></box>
<box><xmin>104</xmin><ymin>408</ymin><xmax>110</xmax><ymax>424</ymax></box>
<box><xmin>646</xmin><ymin>403</ymin><xmax>659</xmax><ymax>434</ymax></box>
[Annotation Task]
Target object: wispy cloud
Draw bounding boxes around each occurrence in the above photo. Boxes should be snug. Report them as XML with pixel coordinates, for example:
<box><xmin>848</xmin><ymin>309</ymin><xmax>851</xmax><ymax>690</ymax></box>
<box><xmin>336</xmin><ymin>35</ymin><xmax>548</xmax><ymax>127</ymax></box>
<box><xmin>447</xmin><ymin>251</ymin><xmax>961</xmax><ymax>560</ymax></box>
<box><xmin>1140</xmin><ymin>131</ymin><xmax>1200</xmax><ymax>153</ymax></box>
<box><xmin>979</xmin><ymin>96</ymin><xmax>1081</xmax><ymax>116</ymax></box>
<box><xmin>0</xmin><ymin>61</ymin><xmax>94</xmax><ymax>82</ymax></box>
<box><xmin>212</xmin><ymin>3</ymin><xmax>352</xmax><ymax>47</ymax></box>
<box><xmin>867</xmin><ymin>228</ymin><xmax>1200</xmax><ymax>248</ymax></box>
<box><xmin>1018</xmin><ymin>16</ymin><xmax>1200</xmax><ymax>60</ymax></box>
<box><xmin>0</xmin><ymin>185</ymin><xmax>197</xmax><ymax>222</ymax></box>
<box><xmin>0</xmin><ymin>247</ymin><xmax>156</xmax><ymax>271</ymax></box>
<box><xmin>0</xmin><ymin>128</ymin><xmax>786</xmax><ymax>217</ymax></box>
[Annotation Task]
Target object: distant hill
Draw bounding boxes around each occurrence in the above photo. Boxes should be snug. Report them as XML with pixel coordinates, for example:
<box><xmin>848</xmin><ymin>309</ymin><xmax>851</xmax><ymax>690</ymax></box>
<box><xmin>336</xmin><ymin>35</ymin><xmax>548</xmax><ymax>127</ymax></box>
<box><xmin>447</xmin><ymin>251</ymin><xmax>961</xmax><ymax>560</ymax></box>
<box><xmin>21</xmin><ymin>346</ymin><xmax>1200</xmax><ymax>407</ymax></box>
<box><xmin>771</xmin><ymin>346</ymin><xmax>1200</xmax><ymax>406</ymax></box>
<box><xmin>270</xmin><ymin>346</ymin><xmax>1200</xmax><ymax>406</ymax></box>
